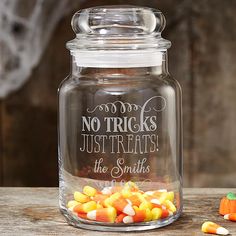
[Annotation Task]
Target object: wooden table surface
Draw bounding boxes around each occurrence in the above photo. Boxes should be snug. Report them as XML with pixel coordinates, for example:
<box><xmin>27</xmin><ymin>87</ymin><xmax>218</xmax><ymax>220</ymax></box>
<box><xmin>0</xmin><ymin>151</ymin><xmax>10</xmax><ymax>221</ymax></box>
<box><xmin>0</xmin><ymin>188</ymin><xmax>235</xmax><ymax>236</ymax></box>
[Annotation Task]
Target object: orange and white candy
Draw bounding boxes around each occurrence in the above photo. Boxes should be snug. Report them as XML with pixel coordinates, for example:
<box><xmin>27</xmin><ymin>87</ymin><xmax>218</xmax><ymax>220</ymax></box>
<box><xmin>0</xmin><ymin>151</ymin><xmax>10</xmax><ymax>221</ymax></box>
<box><xmin>127</xmin><ymin>194</ymin><xmax>142</xmax><ymax>207</ymax></box>
<box><xmin>112</xmin><ymin>197</ymin><xmax>135</xmax><ymax>216</ymax></box>
<box><xmin>68</xmin><ymin>184</ymin><xmax>178</xmax><ymax>224</ymax></box>
<box><xmin>150</xmin><ymin>198</ymin><xmax>161</xmax><ymax>206</ymax></box>
<box><xmin>73</xmin><ymin>201</ymin><xmax>97</xmax><ymax>213</ymax></box>
<box><xmin>161</xmin><ymin>207</ymin><xmax>173</xmax><ymax>219</ymax></box>
<box><xmin>115</xmin><ymin>213</ymin><xmax>127</xmax><ymax>223</ymax></box>
<box><xmin>77</xmin><ymin>213</ymin><xmax>87</xmax><ymax>219</ymax></box>
<box><xmin>224</xmin><ymin>213</ymin><xmax>236</xmax><ymax>222</ymax></box>
<box><xmin>103</xmin><ymin>192</ymin><xmax>121</xmax><ymax>207</ymax></box>
<box><xmin>123</xmin><ymin>207</ymin><xmax>146</xmax><ymax>223</ymax></box>
<box><xmin>87</xmin><ymin>207</ymin><xmax>117</xmax><ymax>223</ymax></box>
<box><xmin>201</xmin><ymin>221</ymin><xmax>229</xmax><ymax>235</ymax></box>
<box><xmin>164</xmin><ymin>200</ymin><xmax>177</xmax><ymax>213</ymax></box>
<box><xmin>92</xmin><ymin>193</ymin><xmax>109</xmax><ymax>205</ymax></box>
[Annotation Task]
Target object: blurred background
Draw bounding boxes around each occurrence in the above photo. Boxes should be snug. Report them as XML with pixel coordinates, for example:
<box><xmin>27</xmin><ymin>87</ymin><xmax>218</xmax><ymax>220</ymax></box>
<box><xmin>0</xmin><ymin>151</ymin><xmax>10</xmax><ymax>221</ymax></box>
<box><xmin>0</xmin><ymin>0</ymin><xmax>236</xmax><ymax>187</ymax></box>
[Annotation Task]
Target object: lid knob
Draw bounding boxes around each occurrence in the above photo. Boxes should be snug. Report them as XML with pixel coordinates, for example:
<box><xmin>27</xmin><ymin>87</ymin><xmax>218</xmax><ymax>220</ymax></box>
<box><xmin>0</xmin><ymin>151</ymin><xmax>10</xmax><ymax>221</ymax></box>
<box><xmin>71</xmin><ymin>5</ymin><xmax>166</xmax><ymax>36</ymax></box>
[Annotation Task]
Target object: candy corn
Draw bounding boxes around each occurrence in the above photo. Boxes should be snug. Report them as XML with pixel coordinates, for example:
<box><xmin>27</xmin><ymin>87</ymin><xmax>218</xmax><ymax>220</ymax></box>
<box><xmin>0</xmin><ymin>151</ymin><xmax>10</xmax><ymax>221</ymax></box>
<box><xmin>144</xmin><ymin>208</ymin><xmax>153</xmax><ymax>221</ymax></box>
<box><xmin>83</xmin><ymin>186</ymin><xmax>97</xmax><ymax>197</ymax></box>
<box><xmin>166</xmin><ymin>191</ymin><xmax>175</xmax><ymax>202</ymax></box>
<box><xmin>224</xmin><ymin>213</ymin><xmax>236</xmax><ymax>222</ymax></box>
<box><xmin>110</xmin><ymin>192</ymin><xmax>122</xmax><ymax>201</ymax></box>
<box><xmin>74</xmin><ymin>191</ymin><xmax>90</xmax><ymax>203</ymax></box>
<box><xmin>201</xmin><ymin>221</ymin><xmax>229</xmax><ymax>235</ymax></box>
<box><xmin>103</xmin><ymin>197</ymin><xmax>113</xmax><ymax>208</ymax></box>
<box><xmin>164</xmin><ymin>200</ymin><xmax>177</xmax><ymax>213</ymax></box>
<box><xmin>115</xmin><ymin>213</ymin><xmax>127</xmax><ymax>223</ymax></box>
<box><xmin>158</xmin><ymin>192</ymin><xmax>170</xmax><ymax>204</ymax></box>
<box><xmin>87</xmin><ymin>207</ymin><xmax>117</xmax><ymax>223</ymax></box>
<box><xmin>123</xmin><ymin>207</ymin><xmax>146</xmax><ymax>223</ymax></box>
<box><xmin>96</xmin><ymin>203</ymin><xmax>103</xmax><ymax>209</ymax></box>
<box><xmin>112</xmin><ymin>197</ymin><xmax>135</xmax><ymax>216</ymax></box>
<box><xmin>77</xmin><ymin>213</ymin><xmax>87</xmax><ymax>219</ymax></box>
<box><xmin>67</xmin><ymin>200</ymin><xmax>80</xmax><ymax>208</ymax></box>
<box><xmin>139</xmin><ymin>201</ymin><xmax>153</xmax><ymax>210</ymax></box>
<box><xmin>150</xmin><ymin>198</ymin><xmax>161</xmax><ymax>205</ymax></box>
<box><xmin>73</xmin><ymin>201</ymin><xmax>97</xmax><ymax>213</ymax></box>
<box><xmin>67</xmin><ymin>183</ymin><xmax>177</xmax><ymax>224</ymax></box>
<box><xmin>92</xmin><ymin>193</ymin><xmax>109</xmax><ymax>203</ymax></box>
<box><xmin>151</xmin><ymin>208</ymin><xmax>162</xmax><ymax>220</ymax></box>
<box><xmin>121</xmin><ymin>189</ymin><xmax>132</xmax><ymax>198</ymax></box>
<box><xmin>161</xmin><ymin>208</ymin><xmax>172</xmax><ymax>219</ymax></box>
<box><xmin>103</xmin><ymin>192</ymin><xmax>122</xmax><ymax>207</ymax></box>
<box><xmin>127</xmin><ymin>194</ymin><xmax>142</xmax><ymax>207</ymax></box>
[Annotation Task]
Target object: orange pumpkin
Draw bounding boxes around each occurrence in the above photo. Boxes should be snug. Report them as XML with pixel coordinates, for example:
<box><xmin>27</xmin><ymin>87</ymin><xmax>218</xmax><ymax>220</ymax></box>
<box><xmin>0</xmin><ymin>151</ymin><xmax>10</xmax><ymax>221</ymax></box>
<box><xmin>219</xmin><ymin>192</ymin><xmax>236</xmax><ymax>215</ymax></box>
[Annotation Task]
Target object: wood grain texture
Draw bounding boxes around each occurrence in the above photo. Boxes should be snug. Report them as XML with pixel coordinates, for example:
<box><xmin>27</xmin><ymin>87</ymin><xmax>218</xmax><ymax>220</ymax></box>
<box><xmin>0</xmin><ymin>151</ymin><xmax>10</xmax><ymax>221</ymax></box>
<box><xmin>191</xmin><ymin>0</ymin><xmax>236</xmax><ymax>187</ymax></box>
<box><xmin>0</xmin><ymin>101</ymin><xmax>3</xmax><ymax>186</ymax></box>
<box><xmin>164</xmin><ymin>1</ymin><xmax>193</xmax><ymax>186</ymax></box>
<box><xmin>0</xmin><ymin>188</ymin><xmax>235</xmax><ymax>235</ymax></box>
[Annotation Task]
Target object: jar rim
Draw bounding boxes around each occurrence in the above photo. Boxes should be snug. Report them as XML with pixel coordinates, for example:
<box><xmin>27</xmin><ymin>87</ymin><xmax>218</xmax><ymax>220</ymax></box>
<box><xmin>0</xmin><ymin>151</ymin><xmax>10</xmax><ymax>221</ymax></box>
<box><xmin>74</xmin><ymin>5</ymin><xmax>162</xmax><ymax>14</ymax></box>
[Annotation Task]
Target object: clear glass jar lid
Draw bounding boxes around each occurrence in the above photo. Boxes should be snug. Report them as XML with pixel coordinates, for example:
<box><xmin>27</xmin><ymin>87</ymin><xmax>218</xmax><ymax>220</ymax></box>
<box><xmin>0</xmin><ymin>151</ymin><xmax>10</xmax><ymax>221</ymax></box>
<box><xmin>67</xmin><ymin>6</ymin><xmax>171</xmax><ymax>68</ymax></box>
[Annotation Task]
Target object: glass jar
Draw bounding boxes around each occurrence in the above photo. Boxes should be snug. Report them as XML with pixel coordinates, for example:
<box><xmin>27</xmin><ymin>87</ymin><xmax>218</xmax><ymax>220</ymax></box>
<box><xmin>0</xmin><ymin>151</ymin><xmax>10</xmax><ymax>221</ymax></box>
<box><xmin>58</xmin><ymin>5</ymin><xmax>183</xmax><ymax>231</ymax></box>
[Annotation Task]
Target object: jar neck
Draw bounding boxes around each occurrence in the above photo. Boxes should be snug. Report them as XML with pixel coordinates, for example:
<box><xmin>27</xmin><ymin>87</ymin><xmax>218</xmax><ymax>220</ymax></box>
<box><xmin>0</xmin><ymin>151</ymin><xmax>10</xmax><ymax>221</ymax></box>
<box><xmin>71</xmin><ymin>51</ymin><xmax>169</xmax><ymax>77</ymax></box>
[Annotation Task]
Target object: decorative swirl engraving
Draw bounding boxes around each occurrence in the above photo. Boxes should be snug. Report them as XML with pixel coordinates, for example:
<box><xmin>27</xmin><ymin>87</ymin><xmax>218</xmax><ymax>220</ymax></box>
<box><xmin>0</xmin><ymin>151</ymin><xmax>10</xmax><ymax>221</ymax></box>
<box><xmin>87</xmin><ymin>96</ymin><xmax>166</xmax><ymax>114</ymax></box>
<box><xmin>87</xmin><ymin>101</ymin><xmax>140</xmax><ymax>114</ymax></box>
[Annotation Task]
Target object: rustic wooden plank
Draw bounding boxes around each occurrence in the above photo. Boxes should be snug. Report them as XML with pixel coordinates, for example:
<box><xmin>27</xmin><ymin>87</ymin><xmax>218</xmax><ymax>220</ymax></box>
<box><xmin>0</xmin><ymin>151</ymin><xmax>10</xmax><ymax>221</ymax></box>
<box><xmin>163</xmin><ymin>1</ymin><xmax>193</xmax><ymax>187</ymax></box>
<box><xmin>0</xmin><ymin>188</ymin><xmax>235</xmax><ymax>235</ymax></box>
<box><xmin>0</xmin><ymin>100</ymin><xmax>3</xmax><ymax>186</ymax></box>
<box><xmin>191</xmin><ymin>0</ymin><xmax>236</xmax><ymax>187</ymax></box>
